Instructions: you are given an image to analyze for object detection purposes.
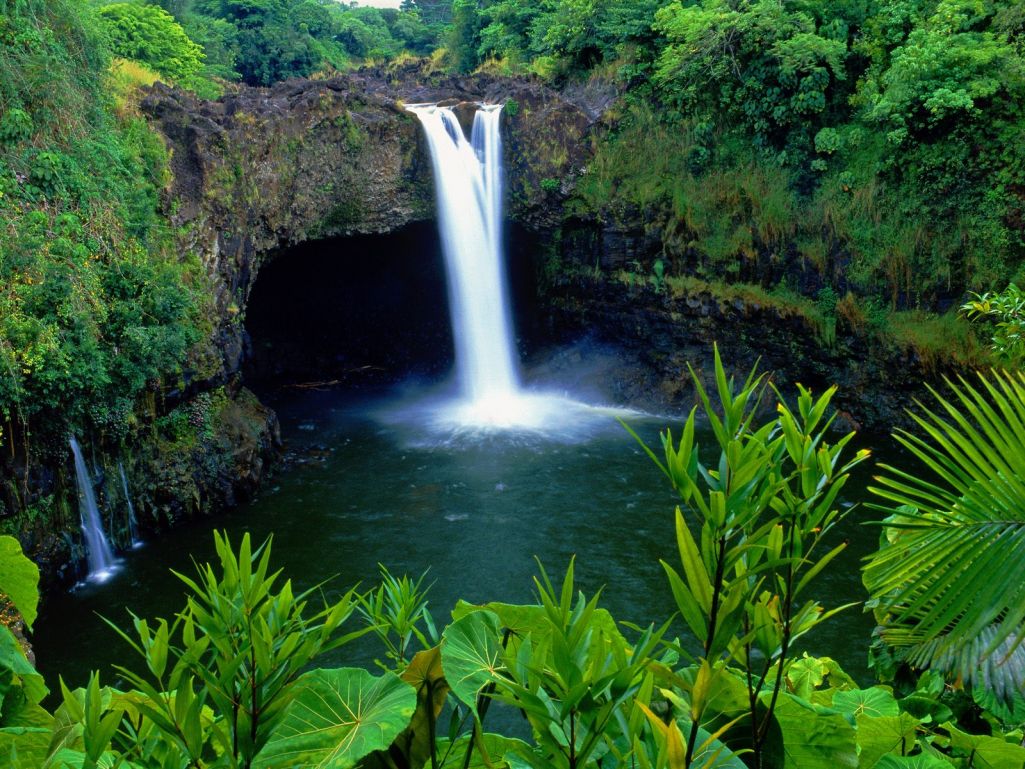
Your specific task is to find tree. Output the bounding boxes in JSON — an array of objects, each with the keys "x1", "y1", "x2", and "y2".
[
  {"x1": 193, "y1": 0, "x2": 320, "y2": 84},
  {"x1": 447, "y1": 0, "x2": 482, "y2": 72},
  {"x1": 654, "y1": 0, "x2": 851, "y2": 154},
  {"x1": 401, "y1": 0, "x2": 453, "y2": 26},
  {"x1": 98, "y1": 3, "x2": 205, "y2": 82}
]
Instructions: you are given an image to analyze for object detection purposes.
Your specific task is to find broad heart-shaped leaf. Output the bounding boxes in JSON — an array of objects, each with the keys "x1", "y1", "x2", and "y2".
[
  {"x1": 253, "y1": 667, "x2": 415, "y2": 769},
  {"x1": 873, "y1": 755, "x2": 955, "y2": 768},
  {"x1": 0, "y1": 536, "x2": 39, "y2": 630},
  {"x1": 855, "y1": 712, "x2": 920, "y2": 768},
  {"x1": 945, "y1": 722, "x2": 1025, "y2": 769},
  {"x1": 786, "y1": 656, "x2": 826, "y2": 700},
  {"x1": 762, "y1": 692, "x2": 857, "y2": 769},
  {"x1": 388, "y1": 646, "x2": 449, "y2": 769},
  {"x1": 831, "y1": 688, "x2": 900, "y2": 719},
  {"x1": 441, "y1": 610, "x2": 504, "y2": 709},
  {"x1": 0, "y1": 697, "x2": 53, "y2": 769},
  {"x1": 433, "y1": 732, "x2": 532, "y2": 769}
]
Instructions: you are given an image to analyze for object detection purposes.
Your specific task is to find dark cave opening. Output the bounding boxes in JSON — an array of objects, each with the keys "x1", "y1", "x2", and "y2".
[{"x1": 242, "y1": 220, "x2": 545, "y2": 391}]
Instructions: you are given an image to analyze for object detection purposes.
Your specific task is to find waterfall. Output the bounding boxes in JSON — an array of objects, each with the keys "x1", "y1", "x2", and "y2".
[
  {"x1": 118, "y1": 461, "x2": 140, "y2": 548},
  {"x1": 70, "y1": 437, "x2": 115, "y2": 581},
  {"x1": 401, "y1": 101, "x2": 633, "y2": 437},
  {"x1": 408, "y1": 104, "x2": 522, "y2": 418}
]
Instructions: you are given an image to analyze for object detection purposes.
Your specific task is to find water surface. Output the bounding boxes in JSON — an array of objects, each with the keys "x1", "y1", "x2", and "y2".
[{"x1": 35, "y1": 385, "x2": 890, "y2": 691}]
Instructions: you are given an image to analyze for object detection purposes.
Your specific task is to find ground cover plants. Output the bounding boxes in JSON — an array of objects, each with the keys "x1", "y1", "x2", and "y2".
[{"x1": 1, "y1": 352, "x2": 1024, "y2": 768}]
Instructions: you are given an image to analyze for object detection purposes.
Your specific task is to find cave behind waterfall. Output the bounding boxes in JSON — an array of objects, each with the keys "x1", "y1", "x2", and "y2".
[{"x1": 242, "y1": 221, "x2": 543, "y2": 391}]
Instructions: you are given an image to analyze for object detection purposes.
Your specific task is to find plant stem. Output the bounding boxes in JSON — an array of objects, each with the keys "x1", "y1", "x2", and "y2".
[
  {"x1": 686, "y1": 534, "x2": 728, "y2": 767},
  {"x1": 569, "y1": 708, "x2": 576, "y2": 769},
  {"x1": 427, "y1": 679, "x2": 439, "y2": 769},
  {"x1": 755, "y1": 524, "x2": 798, "y2": 765}
]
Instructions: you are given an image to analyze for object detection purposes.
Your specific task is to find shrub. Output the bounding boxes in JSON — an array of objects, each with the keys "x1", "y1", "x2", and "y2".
[{"x1": 98, "y1": 3, "x2": 205, "y2": 83}]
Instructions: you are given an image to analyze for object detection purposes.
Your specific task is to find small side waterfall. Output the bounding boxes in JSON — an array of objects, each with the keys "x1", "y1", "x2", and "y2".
[
  {"x1": 408, "y1": 104, "x2": 522, "y2": 420},
  {"x1": 70, "y1": 437, "x2": 115, "y2": 581},
  {"x1": 118, "y1": 461, "x2": 140, "y2": 548}
]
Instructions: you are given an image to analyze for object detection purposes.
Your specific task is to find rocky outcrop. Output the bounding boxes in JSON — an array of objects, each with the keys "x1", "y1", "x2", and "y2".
[
  {"x1": 143, "y1": 67, "x2": 950, "y2": 436},
  {"x1": 541, "y1": 269, "x2": 958, "y2": 433},
  {"x1": 142, "y1": 69, "x2": 596, "y2": 384}
]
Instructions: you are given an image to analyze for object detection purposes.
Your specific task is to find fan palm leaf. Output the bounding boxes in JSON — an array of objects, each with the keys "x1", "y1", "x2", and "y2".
[{"x1": 864, "y1": 369, "x2": 1025, "y2": 698}]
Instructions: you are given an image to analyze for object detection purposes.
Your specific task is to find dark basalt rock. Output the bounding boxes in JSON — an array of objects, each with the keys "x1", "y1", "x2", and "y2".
[
  {"x1": 142, "y1": 69, "x2": 596, "y2": 390},
  {"x1": 541, "y1": 271, "x2": 948, "y2": 433}
]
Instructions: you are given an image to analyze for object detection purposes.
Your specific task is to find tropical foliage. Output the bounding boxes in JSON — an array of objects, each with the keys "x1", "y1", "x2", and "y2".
[
  {"x1": 3, "y1": 0, "x2": 1025, "y2": 763},
  {"x1": 98, "y1": 3, "x2": 205, "y2": 83},
  {"x1": 962, "y1": 285, "x2": 1025, "y2": 366},
  {"x1": 151, "y1": 0, "x2": 446, "y2": 85},
  {"x1": 444, "y1": 0, "x2": 1025, "y2": 307},
  {"x1": 0, "y1": 0, "x2": 206, "y2": 481},
  {"x1": 624, "y1": 346, "x2": 869, "y2": 766},
  {"x1": 3, "y1": 356, "x2": 1025, "y2": 767},
  {"x1": 866, "y1": 370, "x2": 1025, "y2": 701}
]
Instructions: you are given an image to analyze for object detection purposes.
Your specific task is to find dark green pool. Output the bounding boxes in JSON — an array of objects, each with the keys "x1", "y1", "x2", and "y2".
[{"x1": 33, "y1": 385, "x2": 890, "y2": 691}]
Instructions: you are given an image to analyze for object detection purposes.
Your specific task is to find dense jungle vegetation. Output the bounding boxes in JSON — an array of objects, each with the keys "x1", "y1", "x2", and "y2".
[{"x1": 3, "y1": 0, "x2": 1025, "y2": 766}]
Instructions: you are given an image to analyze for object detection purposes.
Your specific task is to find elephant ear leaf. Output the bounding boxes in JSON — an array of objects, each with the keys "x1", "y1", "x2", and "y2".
[
  {"x1": 0, "y1": 536, "x2": 39, "y2": 631},
  {"x1": 254, "y1": 667, "x2": 415, "y2": 769},
  {"x1": 441, "y1": 610, "x2": 504, "y2": 709}
]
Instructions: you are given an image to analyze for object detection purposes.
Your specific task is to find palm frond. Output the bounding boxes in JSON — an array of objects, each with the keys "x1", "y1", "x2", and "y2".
[{"x1": 864, "y1": 369, "x2": 1025, "y2": 697}]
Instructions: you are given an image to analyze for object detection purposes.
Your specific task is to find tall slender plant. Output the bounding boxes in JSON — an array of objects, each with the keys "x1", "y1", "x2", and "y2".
[
  {"x1": 105, "y1": 531, "x2": 368, "y2": 769},
  {"x1": 625, "y1": 346, "x2": 867, "y2": 767}
]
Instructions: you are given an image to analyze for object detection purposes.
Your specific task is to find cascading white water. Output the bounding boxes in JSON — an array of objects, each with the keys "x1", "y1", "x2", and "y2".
[
  {"x1": 408, "y1": 104, "x2": 523, "y2": 422},
  {"x1": 70, "y1": 437, "x2": 115, "y2": 581},
  {"x1": 118, "y1": 461, "x2": 140, "y2": 548},
  {"x1": 402, "y1": 101, "x2": 636, "y2": 436}
]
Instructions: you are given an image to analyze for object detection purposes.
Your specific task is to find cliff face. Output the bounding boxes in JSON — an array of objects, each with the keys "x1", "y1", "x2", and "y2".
[
  {"x1": 142, "y1": 70, "x2": 596, "y2": 384},
  {"x1": 146, "y1": 67, "x2": 951, "y2": 436}
]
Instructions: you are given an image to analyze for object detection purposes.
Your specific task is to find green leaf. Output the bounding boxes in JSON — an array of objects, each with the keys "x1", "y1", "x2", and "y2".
[
  {"x1": 253, "y1": 667, "x2": 415, "y2": 769},
  {"x1": 855, "y1": 712, "x2": 920, "y2": 768},
  {"x1": 677, "y1": 718, "x2": 748, "y2": 769},
  {"x1": 433, "y1": 732, "x2": 532, "y2": 769},
  {"x1": 0, "y1": 696, "x2": 52, "y2": 769},
  {"x1": 451, "y1": 601, "x2": 629, "y2": 652},
  {"x1": 763, "y1": 692, "x2": 858, "y2": 769},
  {"x1": 0, "y1": 537, "x2": 39, "y2": 631},
  {"x1": 873, "y1": 755, "x2": 955, "y2": 768},
  {"x1": 440, "y1": 610, "x2": 504, "y2": 709},
  {"x1": 0, "y1": 626, "x2": 46, "y2": 706},
  {"x1": 865, "y1": 371, "x2": 1025, "y2": 696},
  {"x1": 946, "y1": 722, "x2": 1025, "y2": 769},
  {"x1": 392, "y1": 646, "x2": 449, "y2": 769},
  {"x1": 786, "y1": 656, "x2": 827, "y2": 700},
  {"x1": 831, "y1": 688, "x2": 900, "y2": 719}
]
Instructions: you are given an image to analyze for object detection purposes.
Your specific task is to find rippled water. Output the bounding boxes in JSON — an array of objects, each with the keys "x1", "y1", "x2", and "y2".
[{"x1": 34, "y1": 385, "x2": 893, "y2": 692}]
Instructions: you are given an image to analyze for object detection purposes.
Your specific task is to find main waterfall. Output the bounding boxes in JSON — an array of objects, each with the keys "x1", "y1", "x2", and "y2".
[
  {"x1": 408, "y1": 104, "x2": 520, "y2": 416},
  {"x1": 405, "y1": 101, "x2": 632, "y2": 436}
]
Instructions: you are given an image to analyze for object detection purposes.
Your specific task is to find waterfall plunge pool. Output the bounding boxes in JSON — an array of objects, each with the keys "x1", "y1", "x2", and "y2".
[{"x1": 35, "y1": 383, "x2": 888, "y2": 695}]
